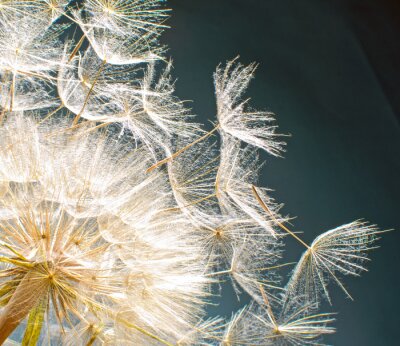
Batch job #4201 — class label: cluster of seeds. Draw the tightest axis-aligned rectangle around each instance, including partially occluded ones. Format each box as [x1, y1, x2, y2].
[0, 1, 381, 345]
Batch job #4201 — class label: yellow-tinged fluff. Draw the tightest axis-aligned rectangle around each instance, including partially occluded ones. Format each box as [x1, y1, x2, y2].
[0, 114, 210, 345]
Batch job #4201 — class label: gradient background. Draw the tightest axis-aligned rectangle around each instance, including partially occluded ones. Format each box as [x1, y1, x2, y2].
[162, 0, 400, 344]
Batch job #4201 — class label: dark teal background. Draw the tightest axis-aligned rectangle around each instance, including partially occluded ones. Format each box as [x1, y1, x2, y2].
[163, 1, 400, 344]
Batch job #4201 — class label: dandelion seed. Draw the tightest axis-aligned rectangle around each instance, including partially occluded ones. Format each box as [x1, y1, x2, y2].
[214, 58, 284, 156]
[59, 48, 199, 154]
[0, 19, 65, 112]
[284, 220, 382, 305]
[75, 0, 168, 64]
[166, 139, 220, 225]
[217, 139, 285, 237]
[222, 296, 335, 346]
[253, 186, 382, 305]
[148, 57, 286, 171]
[0, 0, 68, 25]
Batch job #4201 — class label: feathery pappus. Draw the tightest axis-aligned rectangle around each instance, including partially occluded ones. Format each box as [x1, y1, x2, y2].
[0, 114, 211, 345]
[0, 0, 384, 345]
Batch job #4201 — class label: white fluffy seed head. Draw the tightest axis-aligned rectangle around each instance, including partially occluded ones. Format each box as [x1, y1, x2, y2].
[0, 1, 383, 344]
[0, 114, 211, 344]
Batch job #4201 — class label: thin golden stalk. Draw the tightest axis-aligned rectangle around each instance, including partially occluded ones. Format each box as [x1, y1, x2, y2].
[259, 285, 278, 329]
[146, 124, 220, 173]
[38, 103, 65, 125]
[69, 34, 86, 63]
[9, 72, 16, 113]
[251, 185, 310, 249]
[163, 193, 217, 212]
[73, 59, 107, 125]
[117, 316, 175, 346]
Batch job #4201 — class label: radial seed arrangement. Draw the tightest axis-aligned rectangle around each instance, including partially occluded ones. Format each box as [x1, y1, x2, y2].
[0, 1, 382, 345]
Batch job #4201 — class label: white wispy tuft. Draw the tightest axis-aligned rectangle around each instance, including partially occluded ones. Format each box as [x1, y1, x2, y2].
[75, 0, 168, 64]
[284, 220, 382, 305]
[221, 300, 335, 346]
[214, 58, 284, 156]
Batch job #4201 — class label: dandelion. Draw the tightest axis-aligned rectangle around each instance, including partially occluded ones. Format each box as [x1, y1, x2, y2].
[0, 0, 385, 344]
[0, 115, 210, 344]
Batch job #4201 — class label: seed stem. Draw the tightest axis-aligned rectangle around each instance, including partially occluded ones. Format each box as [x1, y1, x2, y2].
[73, 59, 107, 125]
[251, 185, 310, 249]
[146, 124, 220, 173]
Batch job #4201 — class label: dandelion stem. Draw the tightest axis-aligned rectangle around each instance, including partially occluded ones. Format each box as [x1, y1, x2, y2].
[259, 285, 278, 328]
[164, 193, 217, 212]
[73, 59, 107, 125]
[146, 124, 220, 173]
[68, 34, 86, 63]
[9, 72, 16, 113]
[206, 268, 232, 277]
[251, 185, 310, 249]
[38, 103, 65, 125]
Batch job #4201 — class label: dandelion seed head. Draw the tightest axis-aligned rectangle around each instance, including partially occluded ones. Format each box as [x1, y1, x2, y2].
[0, 114, 210, 344]
[0, 0, 385, 344]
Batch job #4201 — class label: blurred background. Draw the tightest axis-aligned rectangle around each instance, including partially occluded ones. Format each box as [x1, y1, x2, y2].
[163, 0, 400, 344]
